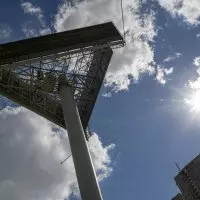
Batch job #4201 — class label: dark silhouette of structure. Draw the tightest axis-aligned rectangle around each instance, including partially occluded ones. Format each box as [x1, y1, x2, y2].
[172, 154, 200, 200]
[0, 22, 125, 200]
[172, 193, 185, 200]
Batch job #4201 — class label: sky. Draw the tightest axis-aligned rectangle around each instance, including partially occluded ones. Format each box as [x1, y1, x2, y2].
[2, 0, 200, 200]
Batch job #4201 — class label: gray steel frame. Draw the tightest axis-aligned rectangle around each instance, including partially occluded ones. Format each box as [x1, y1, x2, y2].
[0, 22, 124, 139]
[0, 47, 113, 138]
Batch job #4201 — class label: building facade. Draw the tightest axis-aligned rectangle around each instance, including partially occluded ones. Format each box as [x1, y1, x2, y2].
[173, 154, 200, 200]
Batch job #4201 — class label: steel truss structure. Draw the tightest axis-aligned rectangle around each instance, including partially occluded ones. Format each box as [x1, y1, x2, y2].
[0, 22, 124, 138]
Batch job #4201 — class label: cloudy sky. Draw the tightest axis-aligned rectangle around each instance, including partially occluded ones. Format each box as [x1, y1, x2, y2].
[1, 0, 200, 199]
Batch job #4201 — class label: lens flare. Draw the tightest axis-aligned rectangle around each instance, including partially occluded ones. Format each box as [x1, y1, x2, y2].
[185, 91, 200, 112]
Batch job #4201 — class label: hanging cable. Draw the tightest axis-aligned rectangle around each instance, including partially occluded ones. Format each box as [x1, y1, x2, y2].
[120, 0, 126, 40]
[60, 154, 72, 165]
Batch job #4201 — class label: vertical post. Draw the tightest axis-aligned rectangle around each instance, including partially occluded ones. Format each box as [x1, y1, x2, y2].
[59, 82, 103, 200]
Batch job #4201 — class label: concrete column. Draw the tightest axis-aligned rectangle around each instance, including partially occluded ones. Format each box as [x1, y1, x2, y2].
[59, 83, 102, 200]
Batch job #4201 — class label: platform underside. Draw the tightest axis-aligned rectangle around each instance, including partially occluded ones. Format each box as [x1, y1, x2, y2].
[0, 47, 112, 135]
[0, 22, 124, 138]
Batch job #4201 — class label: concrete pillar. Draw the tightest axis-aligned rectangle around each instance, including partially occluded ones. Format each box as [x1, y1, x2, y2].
[59, 83, 102, 200]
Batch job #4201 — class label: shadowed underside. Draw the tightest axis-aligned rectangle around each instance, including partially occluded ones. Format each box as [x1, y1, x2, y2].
[0, 22, 124, 138]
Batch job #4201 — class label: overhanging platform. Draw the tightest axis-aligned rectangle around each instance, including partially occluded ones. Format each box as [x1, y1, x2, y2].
[0, 22, 125, 138]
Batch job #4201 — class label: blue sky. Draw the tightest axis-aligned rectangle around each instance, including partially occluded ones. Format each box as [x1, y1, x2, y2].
[2, 0, 200, 200]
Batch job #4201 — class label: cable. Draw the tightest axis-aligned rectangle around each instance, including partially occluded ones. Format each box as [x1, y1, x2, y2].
[120, 0, 126, 40]
[60, 154, 72, 165]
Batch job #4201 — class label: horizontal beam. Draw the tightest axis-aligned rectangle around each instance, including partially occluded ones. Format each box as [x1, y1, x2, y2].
[0, 22, 124, 65]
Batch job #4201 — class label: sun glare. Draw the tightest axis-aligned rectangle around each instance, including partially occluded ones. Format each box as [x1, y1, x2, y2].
[185, 91, 200, 112]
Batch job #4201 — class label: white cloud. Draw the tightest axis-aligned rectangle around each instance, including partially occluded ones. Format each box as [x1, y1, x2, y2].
[22, 24, 51, 38]
[165, 67, 174, 74]
[88, 134, 115, 181]
[102, 92, 112, 98]
[163, 52, 182, 63]
[193, 56, 200, 75]
[156, 66, 166, 84]
[189, 77, 200, 89]
[0, 24, 12, 39]
[189, 56, 200, 89]
[176, 52, 182, 57]
[196, 33, 200, 38]
[21, 2, 51, 37]
[39, 28, 51, 35]
[21, 2, 45, 26]
[54, 0, 157, 92]
[157, 0, 200, 25]
[156, 66, 174, 84]
[0, 107, 114, 200]
[163, 56, 174, 63]
[21, 25, 38, 38]
[193, 56, 200, 67]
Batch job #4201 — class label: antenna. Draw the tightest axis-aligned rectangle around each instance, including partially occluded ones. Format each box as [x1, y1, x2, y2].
[175, 162, 181, 172]
[120, 0, 126, 40]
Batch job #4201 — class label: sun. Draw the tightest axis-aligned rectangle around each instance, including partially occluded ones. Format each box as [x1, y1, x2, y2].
[185, 91, 200, 112]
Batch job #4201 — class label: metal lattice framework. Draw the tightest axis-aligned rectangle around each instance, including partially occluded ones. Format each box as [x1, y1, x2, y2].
[0, 22, 124, 138]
